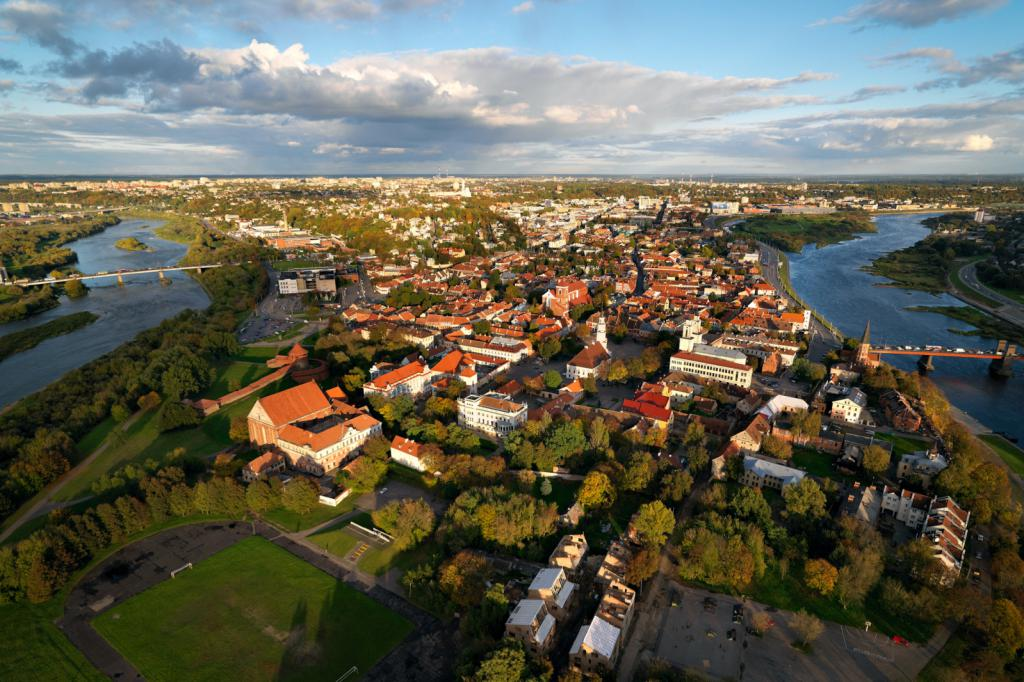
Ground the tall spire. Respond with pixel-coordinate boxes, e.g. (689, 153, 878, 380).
(855, 320, 873, 368)
(860, 320, 871, 347)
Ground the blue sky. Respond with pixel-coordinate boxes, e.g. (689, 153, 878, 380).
(0, 0, 1022, 174)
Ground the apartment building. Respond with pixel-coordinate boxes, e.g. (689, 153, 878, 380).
(830, 387, 869, 424)
(457, 392, 527, 438)
(921, 496, 970, 584)
(897, 450, 949, 488)
(596, 540, 632, 587)
(881, 485, 932, 530)
(276, 413, 382, 475)
(362, 360, 434, 399)
(548, 534, 588, 577)
(505, 599, 557, 655)
(528, 567, 577, 620)
(569, 580, 636, 674)
(740, 454, 806, 491)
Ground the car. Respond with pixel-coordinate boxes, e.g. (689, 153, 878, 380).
(732, 605, 744, 623)
(976, 551, 983, 560)
(977, 533, 985, 542)
(727, 629, 737, 641)
(705, 629, 717, 639)
(891, 635, 910, 647)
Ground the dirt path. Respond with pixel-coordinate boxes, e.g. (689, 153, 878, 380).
(0, 410, 144, 543)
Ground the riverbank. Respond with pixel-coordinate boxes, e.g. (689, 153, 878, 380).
(907, 305, 1024, 344)
(0, 311, 98, 362)
(123, 209, 202, 244)
(735, 212, 875, 251)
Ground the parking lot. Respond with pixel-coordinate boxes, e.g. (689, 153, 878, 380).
(653, 585, 938, 682)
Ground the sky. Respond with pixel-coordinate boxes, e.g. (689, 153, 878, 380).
(0, 0, 1022, 175)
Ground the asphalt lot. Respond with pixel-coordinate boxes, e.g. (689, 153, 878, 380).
(654, 585, 939, 682)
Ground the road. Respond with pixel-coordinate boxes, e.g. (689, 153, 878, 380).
(955, 262, 1024, 329)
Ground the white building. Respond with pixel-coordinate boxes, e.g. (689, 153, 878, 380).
(881, 485, 932, 530)
(390, 435, 426, 472)
(670, 343, 752, 389)
(896, 450, 949, 487)
(362, 360, 434, 399)
(457, 392, 527, 438)
(528, 567, 577, 620)
(277, 413, 382, 476)
(740, 454, 806, 491)
(830, 387, 868, 424)
(506, 599, 557, 655)
(569, 617, 622, 674)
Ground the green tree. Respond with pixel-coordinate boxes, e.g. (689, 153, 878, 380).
(245, 479, 277, 514)
(281, 478, 319, 515)
(64, 279, 87, 298)
(790, 410, 821, 440)
(790, 610, 824, 646)
(229, 415, 250, 443)
(371, 498, 436, 551)
(622, 451, 655, 492)
(988, 598, 1024, 660)
(862, 445, 890, 476)
(783, 478, 826, 518)
(474, 642, 529, 682)
(659, 470, 693, 503)
(438, 550, 489, 609)
(761, 435, 792, 460)
(539, 478, 553, 496)
(342, 456, 388, 492)
(630, 501, 675, 548)
(607, 359, 629, 383)
(543, 370, 563, 391)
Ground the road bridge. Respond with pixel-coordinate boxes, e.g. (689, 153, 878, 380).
(9, 264, 224, 287)
(858, 321, 1019, 377)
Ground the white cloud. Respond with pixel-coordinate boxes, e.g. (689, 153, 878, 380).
(960, 133, 994, 151)
(511, 1, 533, 14)
(817, 0, 1005, 29)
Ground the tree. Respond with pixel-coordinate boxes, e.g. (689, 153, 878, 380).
(539, 478, 553, 496)
(804, 558, 838, 596)
(137, 391, 161, 411)
(538, 336, 561, 360)
(543, 370, 563, 391)
(577, 471, 615, 511)
(156, 401, 201, 432)
(761, 435, 792, 460)
(110, 403, 130, 423)
(245, 479, 278, 514)
(438, 550, 489, 609)
(730, 487, 771, 527)
(988, 598, 1024, 660)
(343, 456, 388, 492)
(862, 445, 890, 476)
(622, 451, 655, 492)
(630, 501, 675, 548)
(792, 358, 826, 383)
(64, 279, 87, 298)
(372, 498, 436, 550)
(474, 642, 529, 682)
(659, 470, 693, 503)
(789, 410, 821, 440)
(790, 610, 824, 646)
(281, 478, 318, 515)
(229, 416, 250, 443)
(607, 360, 629, 383)
(625, 547, 660, 584)
(835, 550, 883, 609)
(783, 478, 826, 518)
(751, 611, 773, 635)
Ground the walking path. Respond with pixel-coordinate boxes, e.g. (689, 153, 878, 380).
(0, 411, 144, 543)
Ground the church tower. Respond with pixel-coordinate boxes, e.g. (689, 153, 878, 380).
(854, 320, 874, 368)
(595, 314, 608, 352)
(678, 316, 704, 353)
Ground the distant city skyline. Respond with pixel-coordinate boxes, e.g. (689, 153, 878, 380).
(0, 0, 1021, 174)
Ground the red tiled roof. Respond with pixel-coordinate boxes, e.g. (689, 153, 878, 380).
(366, 361, 429, 389)
(257, 382, 331, 427)
(391, 435, 422, 459)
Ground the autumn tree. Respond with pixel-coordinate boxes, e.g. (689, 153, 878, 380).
(372, 498, 436, 550)
(761, 435, 792, 460)
(577, 471, 615, 511)
(659, 470, 693, 503)
(987, 598, 1024, 660)
(804, 558, 838, 596)
(438, 550, 489, 609)
(790, 610, 824, 646)
(783, 478, 826, 519)
(862, 445, 891, 476)
(229, 415, 249, 443)
(281, 477, 318, 515)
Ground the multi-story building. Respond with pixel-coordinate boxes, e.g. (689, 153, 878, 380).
(740, 454, 806, 491)
(897, 450, 949, 488)
(669, 343, 752, 388)
(390, 435, 426, 472)
(881, 485, 932, 530)
(506, 599, 557, 655)
(566, 342, 610, 380)
(595, 540, 632, 587)
(548, 534, 588, 577)
(542, 278, 591, 317)
(455, 337, 530, 364)
(277, 268, 337, 296)
(568, 580, 636, 674)
(457, 392, 527, 438)
(921, 496, 970, 584)
(528, 567, 577, 620)
(241, 451, 285, 482)
(247, 382, 334, 446)
(362, 360, 434, 399)
(276, 413, 382, 475)
(830, 387, 868, 424)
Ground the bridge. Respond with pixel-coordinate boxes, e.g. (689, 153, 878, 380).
(856, 321, 1020, 377)
(4, 264, 224, 288)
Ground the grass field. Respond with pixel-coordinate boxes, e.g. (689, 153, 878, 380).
(309, 513, 440, 576)
(876, 432, 930, 458)
(263, 497, 358, 532)
(55, 378, 292, 503)
(791, 447, 853, 483)
(202, 359, 274, 398)
(0, 601, 105, 682)
(979, 434, 1024, 477)
(94, 536, 411, 682)
(273, 259, 325, 271)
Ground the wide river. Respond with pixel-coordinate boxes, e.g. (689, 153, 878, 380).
(788, 212, 1024, 443)
(0, 219, 210, 408)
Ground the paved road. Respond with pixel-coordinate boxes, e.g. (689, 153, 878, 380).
(956, 262, 1024, 329)
(759, 242, 843, 352)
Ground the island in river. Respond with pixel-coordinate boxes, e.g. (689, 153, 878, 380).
(114, 236, 153, 252)
(734, 212, 875, 251)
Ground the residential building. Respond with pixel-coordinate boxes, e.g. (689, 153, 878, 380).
(362, 360, 434, 399)
(897, 450, 949, 488)
(569, 617, 622, 674)
(830, 387, 868, 424)
(881, 390, 923, 432)
(457, 392, 527, 438)
(506, 599, 557, 655)
(528, 567, 577, 619)
(241, 451, 285, 482)
(548, 534, 588, 576)
(881, 485, 932, 530)
(740, 454, 806, 491)
(922, 496, 970, 584)
(669, 343, 753, 388)
(276, 413, 382, 475)
(596, 540, 632, 587)
(566, 342, 610, 380)
(390, 435, 427, 472)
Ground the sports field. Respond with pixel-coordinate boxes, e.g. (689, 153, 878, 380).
(93, 536, 412, 681)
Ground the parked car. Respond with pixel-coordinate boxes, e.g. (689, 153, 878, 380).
(727, 629, 737, 641)
(732, 605, 744, 623)
(891, 635, 910, 647)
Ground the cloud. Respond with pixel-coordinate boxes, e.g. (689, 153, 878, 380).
(0, 79, 14, 95)
(960, 133, 994, 151)
(879, 44, 1024, 89)
(0, 57, 21, 73)
(818, 0, 1005, 29)
(831, 84, 906, 103)
(0, 0, 80, 57)
(511, 1, 533, 13)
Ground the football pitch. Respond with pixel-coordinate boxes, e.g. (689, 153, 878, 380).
(92, 536, 412, 681)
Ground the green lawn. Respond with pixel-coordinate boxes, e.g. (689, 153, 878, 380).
(273, 259, 324, 271)
(75, 416, 117, 458)
(55, 379, 291, 503)
(979, 434, 1024, 477)
(791, 447, 848, 481)
(307, 521, 361, 559)
(876, 432, 930, 458)
(235, 345, 288, 362)
(533, 477, 581, 513)
(202, 359, 274, 398)
(263, 497, 358, 533)
(309, 514, 440, 576)
(0, 600, 105, 682)
(93, 537, 412, 682)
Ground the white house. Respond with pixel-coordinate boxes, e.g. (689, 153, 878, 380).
(390, 435, 426, 472)
(457, 392, 527, 438)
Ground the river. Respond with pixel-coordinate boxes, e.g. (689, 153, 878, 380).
(788, 212, 1024, 443)
(0, 219, 210, 408)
